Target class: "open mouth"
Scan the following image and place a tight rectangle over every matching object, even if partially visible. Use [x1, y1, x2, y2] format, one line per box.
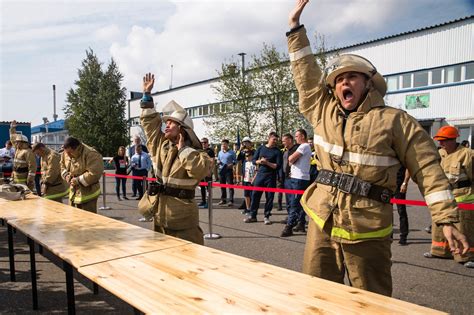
[342, 89, 354, 101]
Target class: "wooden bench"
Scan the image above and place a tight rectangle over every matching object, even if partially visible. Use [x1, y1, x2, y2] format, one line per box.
[1, 196, 445, 314]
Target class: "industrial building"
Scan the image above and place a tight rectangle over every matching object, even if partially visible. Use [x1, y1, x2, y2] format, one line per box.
[127, 16, 474, 146]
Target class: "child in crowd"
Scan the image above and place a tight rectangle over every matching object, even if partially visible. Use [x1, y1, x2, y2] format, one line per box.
[242, 151, 257, 214]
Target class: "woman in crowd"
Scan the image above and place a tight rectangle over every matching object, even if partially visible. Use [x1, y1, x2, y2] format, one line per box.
[111, 146, 129, 201]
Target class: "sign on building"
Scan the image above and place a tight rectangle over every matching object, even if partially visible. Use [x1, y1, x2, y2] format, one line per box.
[405, 93, 430, 110]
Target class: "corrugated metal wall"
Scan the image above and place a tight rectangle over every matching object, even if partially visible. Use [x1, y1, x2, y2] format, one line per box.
[385, 84, 474, 122]
[341, 19, 473, 75]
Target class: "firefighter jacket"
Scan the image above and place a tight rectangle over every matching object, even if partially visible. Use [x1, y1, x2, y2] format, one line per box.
[431, 145, 474, 259]
[288, 27, 459, 243]
[141, 108, 210, 230]
[60, 143, 103, 205]
[41, 147, 69, 200]
[439, 146, 474, 203]
[9, 127, 36, 186]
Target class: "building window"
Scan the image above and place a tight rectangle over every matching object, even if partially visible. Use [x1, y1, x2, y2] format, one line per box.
[431, 68, 442, 85]
[458, 126, 471, 147]
[202, 105, 209, 116]
[401, 73, 411, 89]
[386, 76, 398, 91]
[465, 62, 474, 80]
[445, 65, 461, 83]
[413, 71, 428, 87]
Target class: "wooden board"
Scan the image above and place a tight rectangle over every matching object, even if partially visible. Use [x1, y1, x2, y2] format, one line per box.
[2, 197, 189, 267]
[79, 244, 445, 314]
[0, 195, 42, 219]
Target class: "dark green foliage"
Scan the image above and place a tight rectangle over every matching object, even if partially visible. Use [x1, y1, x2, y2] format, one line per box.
[64, 49, 128, 156]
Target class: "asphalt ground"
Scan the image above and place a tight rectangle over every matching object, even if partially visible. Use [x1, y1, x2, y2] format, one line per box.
[1, 174, 473, 314]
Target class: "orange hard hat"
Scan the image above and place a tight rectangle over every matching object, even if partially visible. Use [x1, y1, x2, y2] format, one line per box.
[433, 126, 459, 140]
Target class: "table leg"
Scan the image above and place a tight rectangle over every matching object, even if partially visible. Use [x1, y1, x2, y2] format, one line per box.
[38, 244, 44, 255]
[27, 237, 39, 310]
[7, 223, 16, 282]
[63, 261, 76, 315]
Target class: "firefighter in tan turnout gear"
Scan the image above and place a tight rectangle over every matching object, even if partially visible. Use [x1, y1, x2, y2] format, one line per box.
[287, 0, 469, 296]
[60, 137, 103, 213]
[9, 120, 36, 190]
[424, 126, 474, 268]
[140, 73, 210, 245]
[32, 143, 69, 203]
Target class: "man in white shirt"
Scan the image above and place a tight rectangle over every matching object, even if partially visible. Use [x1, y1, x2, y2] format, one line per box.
[0, 140, 15, 161]
[281, 129, 312, 237]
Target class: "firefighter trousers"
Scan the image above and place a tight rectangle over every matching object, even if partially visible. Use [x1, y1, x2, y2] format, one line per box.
[71, 198, 98, 213]
[303, 218, 393, 296]
[154, 224, 204, 245]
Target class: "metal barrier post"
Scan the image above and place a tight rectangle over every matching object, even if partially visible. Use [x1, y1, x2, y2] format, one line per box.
[99, 172, 111, 210]
[204, 181, 221, 239]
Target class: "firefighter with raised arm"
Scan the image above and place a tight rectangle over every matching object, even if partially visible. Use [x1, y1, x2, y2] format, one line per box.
[139, 73, 210, 245]
[9, 120, 36, 190]
[286, 0, 469, 296]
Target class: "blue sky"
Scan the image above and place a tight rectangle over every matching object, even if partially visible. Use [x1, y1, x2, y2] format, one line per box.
[1, 0, 473, 126]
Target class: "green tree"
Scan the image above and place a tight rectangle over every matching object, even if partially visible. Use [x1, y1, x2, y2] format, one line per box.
[64, 49, 127, 156]
[204, 60, 259, 142]
[251, 43, 309, 138]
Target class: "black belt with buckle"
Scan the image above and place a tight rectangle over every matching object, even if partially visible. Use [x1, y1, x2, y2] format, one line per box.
[453, 180, 472, 189]
[147, 181, 195, 199]
[14, 167, 29, 173]
[315, 169, 393, 203]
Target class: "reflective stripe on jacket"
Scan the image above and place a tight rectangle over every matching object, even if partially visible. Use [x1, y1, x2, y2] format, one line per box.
[60, 143, 103, 204]
[288, 27, 459, 243]
[41, 147, 69, 200]
[10, 127, 36, 185]
[141, 108, 210, 230]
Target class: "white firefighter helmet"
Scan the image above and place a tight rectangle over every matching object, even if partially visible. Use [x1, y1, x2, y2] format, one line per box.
[324, 54, 387, 97]
[0, 183, 31, 201]
[161, 100, 202, 149]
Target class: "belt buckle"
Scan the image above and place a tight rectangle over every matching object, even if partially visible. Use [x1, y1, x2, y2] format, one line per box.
[337, 173, 355, 193]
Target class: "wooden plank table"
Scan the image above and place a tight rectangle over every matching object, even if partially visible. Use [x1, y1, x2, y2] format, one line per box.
[79, 244, 445, 314]
[1, 196, 189, 313]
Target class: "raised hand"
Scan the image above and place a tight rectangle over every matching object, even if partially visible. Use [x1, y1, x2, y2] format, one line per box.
[143, 73, 155, 93]
[289, 0, 309, 29]
[10, 120, 17, 128]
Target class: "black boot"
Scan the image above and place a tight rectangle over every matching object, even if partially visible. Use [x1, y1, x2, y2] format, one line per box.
[398, 236, 408, 246]
[280, 225, 294, 237]
[293, 222, 306, 233]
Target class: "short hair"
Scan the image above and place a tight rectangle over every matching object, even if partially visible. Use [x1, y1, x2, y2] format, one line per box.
[63, 137, 81, 150]
[32, 142, 46, 152]
[296, 129, 307, 139]
[268, 131, 279, 138]
[6, 140, 12, 146]
[201, 137, 209, 142]
[282, 133, 293, 140]
[221, 139, 229, 144]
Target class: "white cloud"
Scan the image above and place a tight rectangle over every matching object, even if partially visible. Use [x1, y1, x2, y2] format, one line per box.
[94, 24, 121, 42]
